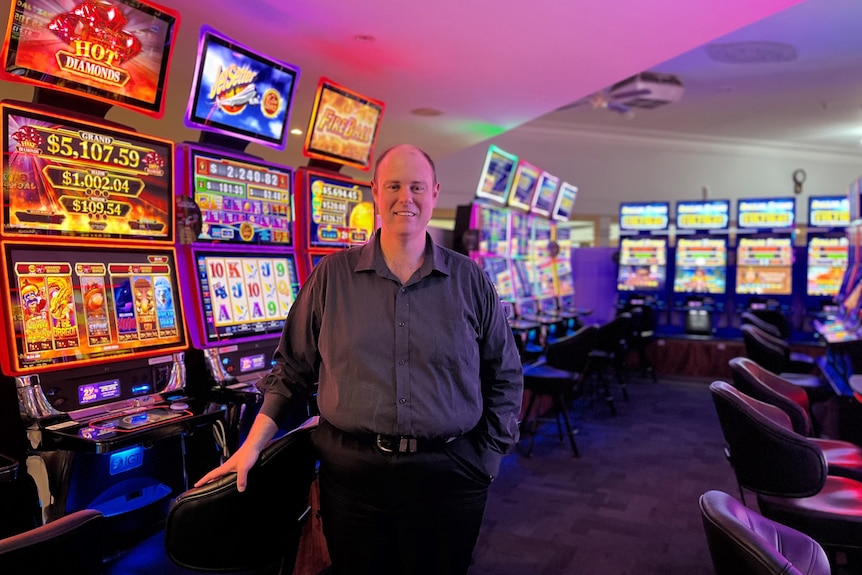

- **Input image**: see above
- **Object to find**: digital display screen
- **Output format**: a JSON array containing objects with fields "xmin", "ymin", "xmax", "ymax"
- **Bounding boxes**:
[
  {"xmin": 480, "ymin": 256, "xmax": 515, "ymax": 301},
  {"xmin": 675, "ymin": 200, "xmax": 730, "ymax": 230},
  {"xmin": 511, "ymin": 258, "xmax": 534, "ymax": 299},
  {"xmin": 530, "ymin": 171, "xmax": 559, "ymax": 217},
  {"xmin": 552, "ymin": 182, "xmax": 578, "ymax": 222},
  {"xmin": 737, "ymin": 197, "xmax": 795, "ymax": 230},
  {"xmin": 475, "ymin": 145, "xmax": 517, "ymax": 205},
  {"xmin": 555, "ymin": 258, "xmax": 574, "ymax": 297},
  {"xmin": 672, "ymin": 237, "xmax": 727, "ymax": 294},
  {"xmin": 240, "ymin": 353, "xmax": 266, "ymax": 373},
  {"xmin": 306, "ymin": 172, "xmax": 374, "ymax": 249},
  {"xmin": 807, "ymin": 235, "xmax": 849, "ymax": 297},
  {"xmin": 185, "ymin": 26, "xmax": 300, "ymax": 150},
  {"xmin": 808, "ymin": 196, "xmax": 850, "ymax": 229},
  {"xmin": 507, "ymin": 160, "xmax": 540, "ymax": 212},
  {"xmin": 616, "ymin": 237, "xmax": 667, "ymax": 292},
  {"xmin": 619, "ymin": 202, "xmax": 670, "ymax": 232},
  {"xmin": 531, "ymin": 257, "xmax": 556, "ymax": 298},
  {"xmin": 2, "ymin": 0, "xmax": 179, "ymax": 117},
  {"xmin": 472, "ymin": 203, "xmax": 509, "ymax": 257},
  {"xmin": 735, "ymin": 236, "xmax": 794, "ymax": 295},
  {"xmin": 509, "ymin": 212, "xmax": 531, "ymax": 258},
  {"xmin": 1, "ymin": 242, "xmax": 186, "ymax": 374},
  {"xmin": 78, "ymin": 378, "xmax": 120, "ymax": 405},
  {"xmin": 530, "ymin": 217, "xmax": 553, "ymax": 259},
  {"xmin": 185, "ymin": 145, "xmax": 293, "ymax": 245},
  {"xmin": 303, "ymin": 77, "xmax": 384, "ymax": 171},
  {"xmin": 2, "ymin": 104, "xmax": 173, "ymax": 241},
  {"xmin": 192, "ymin": 249, "xmax": 300, "ymax": 345}
]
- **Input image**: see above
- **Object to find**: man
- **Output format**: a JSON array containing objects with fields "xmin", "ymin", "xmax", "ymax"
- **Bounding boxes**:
[{"xmin": 196, "ymin": 144, "xmax": 524, "ymax": 575}]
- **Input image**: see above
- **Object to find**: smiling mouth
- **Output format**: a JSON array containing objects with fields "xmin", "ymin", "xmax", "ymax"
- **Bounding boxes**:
[{"xmin": 394, "ymin": 211, "xmax": 416, "ymax": 217}]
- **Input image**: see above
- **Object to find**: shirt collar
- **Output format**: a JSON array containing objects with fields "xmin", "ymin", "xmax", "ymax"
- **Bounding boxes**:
[{"xmin": 355, "ymin": 231, "xmax": 451, "ymax": 278}]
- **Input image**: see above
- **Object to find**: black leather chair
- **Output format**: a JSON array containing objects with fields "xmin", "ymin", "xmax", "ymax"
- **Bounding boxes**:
[
  {"xmin": 626, "ymin": 304, "xmax": 657, "ymax": 382},
  {"xmin": 103, "ymin": 418, "xmax": 319, "ymax": 574},
  {"xmin": 0, "ymin": 508, "xmax": 106, "ymax": 573},
  {"xmin": 709, "ymin": 380, "xmax": 862, "ymax": 566},
  {"xmin": 519, "ymin": 324, "xmax": 597, "ymax": 457},
  {"xmin": 699, "ymin": 489, "xmax": 831, "ymax": 575},
  {"xmin": 739, "ymin": 324, "xmax": 830, "ymax": 403},
  {"xmin": 585, "ymin": 312, "xmax": 632, "ymax": 406},
  {"xmin": 743, "ymin": 309, "xmax": 793, "ymax": 340},
  {"xmin": 728, "ymin": 357, "xmax": 862, "ymax": 484}
]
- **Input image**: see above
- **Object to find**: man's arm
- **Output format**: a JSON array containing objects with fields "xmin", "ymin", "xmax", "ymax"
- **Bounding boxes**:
[{"xmin": 194, "ymin": 413, "xmax": 280, "ymax": 492}]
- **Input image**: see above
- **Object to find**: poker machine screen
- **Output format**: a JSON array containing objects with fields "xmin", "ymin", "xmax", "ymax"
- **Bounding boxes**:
[
  {"xmin": 509, "ymin": 211, "xmax": 532, "ymax": 259},
  {"xmin": 806, "ymin": 235, "xmax": 849, "ymax": 298},
  {"xmin": 0, "ymin": 241, "xmax": 186, "ymax": 376},
  {"xmin": 551, "ymin": 182, "xmax": 578, "ymax": 222},
  {"xmin": 480, "ymin": 255, "xmax": 515, "ymax": 302},
  {"xmin": 303, "ymin": 77, "xmax": 384, "ymax": 171},
  {"xmin": 179, "ymin": 143, "xmax": 294, "ymax": 245},
  {"xmin": 672, "ymin": 237, "xmax": 728, "ymax": 295},
  {"xmin": 529, "ymin": 171, "xmax": 559, "ymax": 218},
  {"xmin": 530, "ymin": 217, "xmax": 553, "ymax": 259},
  {"xmin": 182, "ymin": 247, "xmax": 300, "ymax": 349},
  {"xmin": 470, "ymin": 202, "xmax": 510, "ymax": 257},
  {"xmin": 475, "ymin": 145, "xmax": 517, "ymax": 206},
  {"xmin": 506, "ymin": 160, "xmax": 540, "ymax": 213},
  {"xmin": 2, "ymin": 103, "xmax": 173, "ymax": 242},
  {"xmin": 185, "ymin": 26, "xmax": 300, "ymax": 150},
  {"xmin": 1, "ymin": 0, "xmax": 179, "ymax": 117},
  {"xmin": 734, "ymin": 236, "xmax": 794, "ymax": 296},
  {"xmin": 616, "ymin": 236, "xmax": 668, "ymax": 293}
]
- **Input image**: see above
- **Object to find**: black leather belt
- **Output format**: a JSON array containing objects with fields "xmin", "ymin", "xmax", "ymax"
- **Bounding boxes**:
[{"xmin": 374, "ymin": 434, "xmax": 458, "ymax": 454}]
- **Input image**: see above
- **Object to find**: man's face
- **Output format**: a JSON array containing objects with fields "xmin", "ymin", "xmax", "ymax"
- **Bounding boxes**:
[{"xmin": 372, "ymin": 147, "xmax": 439, "ymax": 239}]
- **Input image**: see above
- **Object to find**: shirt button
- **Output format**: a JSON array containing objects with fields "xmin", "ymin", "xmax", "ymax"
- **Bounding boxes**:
[
  {"xmin": 399, "ymin": 360, "xmax": 405, "ymax": 365},
  {"xmin": 399, "ymin": 322, "xmax": 405, "ymax": 327},
  {"xmin": 399, "ymin": 398, "xmax": 406, "ymax": 404}
]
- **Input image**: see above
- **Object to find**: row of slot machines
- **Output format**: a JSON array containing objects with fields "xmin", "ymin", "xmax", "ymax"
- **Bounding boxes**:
[
  {"xmin": 453, "ymin": 201, "xmax": 578, "ymax": 325},
  {"xmin": 0, "ymin": 1, "xmax": 381, "ymax": 551},
  {"xmin": 614, "ymin": 197, "xmax": 850, "ymax": 336}
]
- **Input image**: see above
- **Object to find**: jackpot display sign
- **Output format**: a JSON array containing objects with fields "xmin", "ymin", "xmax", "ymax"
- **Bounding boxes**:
[
  {"xmin": 507, "ymin": 160, "xmax": 540, "ymax": 212},
  {"xmin": 0, "ymin": 242, "xmax": 186, "ymax": 375},
  {"xmin": 2, "ymin": 0, "xmax": 179, "ymax": 117},
  {"xmin": 475, "ymin": 145, "xmax": 517, "ymax": 205},
  {"xmin": 619, "ymin": 202, "xmax": 670, "ymax": 232},
  {"xmin": 809, "ymin": 196, "xmax": 850, "ymax": 229},
  {"xmin": 2, "ymin": 104, "xmax": 173, "ymax": 242},
  {"xmin": 675, "ymin": 200, "xmax": 730, "ymax": 231},
  {"xmin": 184, "ymin": 145, "xmax": 293, "ymax": 245},
  {"xmin": 551, "ymin": 182, "xmax": 577, "ymax": 222},
  {"xmin": 737, "ymin": 197, "xmax": 796, "ymax": 230},
  {"xmin": 530, "ymin": 171, "xmax": 560, "ymax": 218}
]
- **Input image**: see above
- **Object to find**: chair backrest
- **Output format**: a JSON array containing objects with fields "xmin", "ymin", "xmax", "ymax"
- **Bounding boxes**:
[
  {"xmin": 699, "ymin": 489, "xmax": 831, "ymax": 575},
  {"xmin": 594, "ymin": 313, "xmax": 631, "ymax": 353},
  {"xmin": 709, "ymin": 381, "xmax": 827, "ymax": 498},
  {"xmin": 740, "ymin": 324, "xmax": 791, "ymax": 374},
  {"xmin": 545, "ymin": 324, "xmax": 597, "ymax": 374},
  {"xmin": 750, "ymin": 309, "xmax": 793, "ymax": 340},
  {"xmin": 740, "ymin": 311, "xmax": 783, "ymax": 339},
  {"xmin": 728, "ymin": 356, "xmax": 813, "ymax": 437},
  {"xmin": 0, "ymin": 508, "xmax": 106, "ymax": 573},
  {"xmin": 165, "ymin": 418, "xmax": 319, "ymax": 573}
]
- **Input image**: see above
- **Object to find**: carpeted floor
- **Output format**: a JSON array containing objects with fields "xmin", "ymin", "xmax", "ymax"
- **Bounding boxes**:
[{"xmin": 470, "ymin": 374, "xmax": 738, "ymax": 575}]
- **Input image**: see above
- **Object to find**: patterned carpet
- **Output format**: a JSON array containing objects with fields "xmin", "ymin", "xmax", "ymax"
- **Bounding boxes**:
[{"xmin": 470, "ymin": 374, "xmax": 738, "ymax": 575}]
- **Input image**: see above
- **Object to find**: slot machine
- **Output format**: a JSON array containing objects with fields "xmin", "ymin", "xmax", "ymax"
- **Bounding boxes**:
[
  {"xmin": 671, "ymin": 199, "xmax": 731, "ymax": 336},
  {"xmin": 453, "ymin": 145, "xmax": 518, "ymax": 309},
  {"xmin": 733, "ymin": 197, "xmax": 797, "ymax": 321},
  {"xmin": 550, "ymin": 182, "xmax": 580, "ymax": 316},
  {"xmin": 174, "ymin": 26, "xmax": 304, "ymax": 449},
  {"xmin": 294, "ymin": 77, "xmax": 385, "ymax": 282},
  {"xmin": 616, "ymin": 202, "xmax": 671, "ymax": 318},
  {"xmin": 804, "ymin": 195, "xmax": 850, "ymax": 321},
  {"xmin": 0, "ymin": 0, "xmax": 229, "ymax": 546}
]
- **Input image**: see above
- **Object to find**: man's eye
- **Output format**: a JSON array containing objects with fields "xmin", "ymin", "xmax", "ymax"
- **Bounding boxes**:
[
  {"xmin": 385, "ymin": 184, "xmax": 399, "ymax": 192},
  {"xmin": 411, "ymin": 185, "xmax": 426, "ymax": 193}
]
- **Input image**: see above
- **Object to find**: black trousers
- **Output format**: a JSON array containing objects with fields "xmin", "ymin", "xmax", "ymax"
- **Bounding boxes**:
[{"xmin": 312, "ymin": 419, "xmax": 491, "ymax": 575}]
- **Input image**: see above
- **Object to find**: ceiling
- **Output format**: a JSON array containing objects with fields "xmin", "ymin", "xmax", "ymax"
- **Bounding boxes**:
[{"xmin": 2, "ymin": 0, "xmax": 825, "ymax": 179}]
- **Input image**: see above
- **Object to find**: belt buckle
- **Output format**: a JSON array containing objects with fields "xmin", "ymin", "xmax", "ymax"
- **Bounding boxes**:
[{"xmin": 376, "ymin": 435, "xmax": 417, "ymax": 454}]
